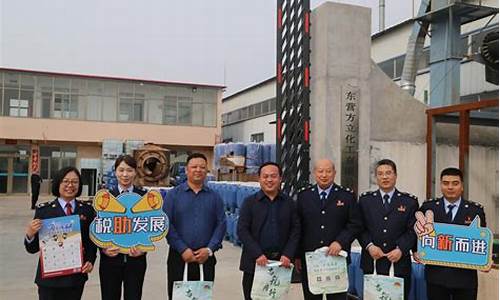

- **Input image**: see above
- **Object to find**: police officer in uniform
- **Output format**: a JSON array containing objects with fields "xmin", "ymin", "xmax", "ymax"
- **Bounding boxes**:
[
  {"xmin": 358, "ymin": 159, "xmax": 418, "ymax": 300},
  {"xmin": 296, "ymin": 159, "xmax": 363, "ymax": 300},
  {"xmin": 415, "ymin": 167, "xmax": 487, "ymax": 300},
  {"xmin": 99, "ymin": 155, "xmax": 148, "ymax": 300},
  {"xmin": 25, "ymin": 166, "xmax": 96, "ymax": 300}
]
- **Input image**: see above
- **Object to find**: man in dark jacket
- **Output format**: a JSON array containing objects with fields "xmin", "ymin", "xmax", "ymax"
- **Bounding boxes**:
[
  {"xmin": 416, "ymin": 167, "xmax": 487, "ymax": 300},
  {"xmin": 31, "ymin": 173, "xmax": 43, "ymax": 209},
  {"xmin": 296, "ymin": 159, "xmax": 363, "ymax": 300},
  {"xmin": 237, "ymin": 162, "xmax": 300, "ymax": 300},
  {"xmin": 358, "ymin": 159, "xmax": 419, "ymax": 300}
]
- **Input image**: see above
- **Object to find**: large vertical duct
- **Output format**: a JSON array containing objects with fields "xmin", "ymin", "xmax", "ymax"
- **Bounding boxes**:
[
  {"xmin": 400, "ymin": 0, "xmax": 431, "ymax": 96},
  {"xmin": 379, "ymin": 0, "xmax": 385, "ymax": 31}
]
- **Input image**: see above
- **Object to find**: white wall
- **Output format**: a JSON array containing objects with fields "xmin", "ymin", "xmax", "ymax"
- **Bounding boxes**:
[
  {"xmin": 221, "ymin": 80, "xmax": 275, "ymax": 113},
  {"xmin": 222, "ymin": 114, "xmax": 276, "ymax": 143}
]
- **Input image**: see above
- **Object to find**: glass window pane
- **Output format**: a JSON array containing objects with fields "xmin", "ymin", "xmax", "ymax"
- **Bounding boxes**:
[
  {"xmin": 147, "ymin": 99, "xmax": 163, "ymax": 124},
  {"xmin": 69, "ymin": 96, "xmax": 78, "ymax": 118},
  {"xmin": 4, "ymin": 73, "xmax": 19, "ymax": 88},
  {"xmin": 54, "ymin": 78, "xmax": 69, "ymax": 93},
  {"xmin": 204, "ymin": 103, "xmax": 216, "ymax": 126},
  {"xmin": 102, "ymin": 96, "xmax": 116, "ymax": 121},
  {"xmin": 133, "ymin": 100, "xmax": 144, "ymax": 121},
  {"xmin": 87, "ymin": 96, "xmax": 102, "ymax": 120},
  {"xmin": 42, "ymin": 92, "xmax": 52, "ymax": 118},
  {"xmin": 192, "ymin": 102, "xmax": 204, "ymax": 126},
  {"xmin": 103, "ymin": 81, "xmax": 118, "ymax": 97},
  {"xmin": 119, "ymin": 99, "xmax": 133, "ymax": 121},
  {"xmin": 178, "ymin": 101, "xmax": 192, "ymax": 124},
  {"xmin": 163, "ymin": 96, "xmax": 177, "ymax": 124},
  {"xmin": 269, "ymin": 98, "xmax": 276, "ymax": 112},
  {"xmin": 21, "ymin": 75, "xmax": 35, "ymax": 90}
]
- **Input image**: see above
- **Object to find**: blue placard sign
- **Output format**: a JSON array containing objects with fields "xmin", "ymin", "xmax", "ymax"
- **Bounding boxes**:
[
  {"xmin": 90, "ymin": 189, "xmax": 169, "ymax": 253},
  {"xmin": 415, "ymin": 210, "xmax": 492, "ymax": 271}
]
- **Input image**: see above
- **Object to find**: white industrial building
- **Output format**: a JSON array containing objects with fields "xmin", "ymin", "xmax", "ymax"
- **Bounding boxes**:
[{"xmin": 222, "ymin": 10, "xmax": 498, "ymax": 143}]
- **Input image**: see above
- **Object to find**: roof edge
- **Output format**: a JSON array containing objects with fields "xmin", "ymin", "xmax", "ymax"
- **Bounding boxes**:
[{"xmin": 0, "ymin": 67, "xmax": 225, "ymax": 89}]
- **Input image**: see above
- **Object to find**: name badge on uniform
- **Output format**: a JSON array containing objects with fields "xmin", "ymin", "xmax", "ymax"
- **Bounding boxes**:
[
  {"xmin": 336, "ymin": 200, "xmax": 344, "ymax": 207},
  {"xmin": 465, "ymin": 216, "xmax": 472, "ymax": 224},
  {"xmin": 397, "ymin": 205, "xmax": 406, "ymax": 212}
]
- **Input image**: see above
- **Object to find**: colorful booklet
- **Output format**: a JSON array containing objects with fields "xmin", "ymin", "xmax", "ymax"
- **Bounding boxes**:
[{"xmin": 39, "ymin": 215, "xmax": 83, "ymax": 278}]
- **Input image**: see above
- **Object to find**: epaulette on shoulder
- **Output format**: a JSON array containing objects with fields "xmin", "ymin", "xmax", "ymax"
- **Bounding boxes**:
[
  {"xmin": 360, "ymin": 191, "xmax": 373, "ymax": 197},
  {"xmin": 298, "ymin": 184, "xmax": 314, "ymax": 194},
  {"xmin": 401, "ymin": 191, "xmax": 418, "ymax": 200},
  {"xmin": 470, "ymin": 200, "xmax": 484, "ymax": 209},
  {"xmin": 424, "ymin": 198, "xmax": 439, "ymax": 205},
  {"xmin": 77, "ymin": 199, "xmax": 93, "ymax": 206},
  {"xmin": 36, "ymin": 201, "xmax": 51, "ymax": 209},
  {"xmin": 338, "ymin": 185, "xmax": 354, "ymax": 194}
]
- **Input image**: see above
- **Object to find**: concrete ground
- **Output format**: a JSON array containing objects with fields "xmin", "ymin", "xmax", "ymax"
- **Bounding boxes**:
[{"xmin": 0, "ymin": 195, "xmax": 304, "ymax": 300}]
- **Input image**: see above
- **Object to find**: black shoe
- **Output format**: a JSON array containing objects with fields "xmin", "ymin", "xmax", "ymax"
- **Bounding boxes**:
[{"xmin": 31, "ymin": 206, "xmax": 35, "ymax": 210}]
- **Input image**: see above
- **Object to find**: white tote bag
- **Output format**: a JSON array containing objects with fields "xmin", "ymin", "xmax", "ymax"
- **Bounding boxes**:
[
  {"xmin": 305, "ymin": 247, "xmax": 348, "ymax": 295},
  {"xmin": 172, "ymin": 263, "xmax": 213, "ymax": 300},
  {"xmin": 363, "ymin": 260, "xmax": 404, "ymax": 300},
  {"xmin": 250, "ymin": 260, "xmax": 294, "ymax": 300}
]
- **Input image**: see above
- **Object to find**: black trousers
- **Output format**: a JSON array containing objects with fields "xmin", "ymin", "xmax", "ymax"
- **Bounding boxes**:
[
  {"xmin": 99, "ymin": 255, "xmax": 147, "ymax": 300},
  {"xmin": 31, "ymin": 185, "xmax": 40, "ymax": 209},
  {"xmin": 167, "ymin": 250, "xmax": 216, "ymax": 300},
  {"xmin": 38, "ymin": 285, "xmax": 84, "ymax": 300},
  {"xmin": 427, "ymin": 283, "xmax": 477, "ymax": 300},
  {"xmin": 242, "ymin": 272, "xmax": 255, "ymax": 300}
]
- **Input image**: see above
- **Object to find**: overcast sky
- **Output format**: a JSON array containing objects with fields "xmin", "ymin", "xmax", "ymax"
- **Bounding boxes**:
[{"xmin": 0, "ymin": 0, "xmax": 416, "ymax": 96}]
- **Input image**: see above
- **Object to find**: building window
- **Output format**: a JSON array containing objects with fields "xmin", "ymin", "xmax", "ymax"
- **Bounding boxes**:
[
  {"xmin": 53, "ymin": 93, "xmax": 78, "ymax": 118},
  {"xmin": 250, "ymin": 132, "xmax": 264, "ymax": 143},
  {"xmin": 9, "ymin": 99, "xmax": 29, "ymax": 117},
  {"xmin": 178, "ymin": 97, "xmax": 193, "ymax": 124},
  {"xmin": 119, "ymin": 96, "xmax": 144, "ymax": 122}
]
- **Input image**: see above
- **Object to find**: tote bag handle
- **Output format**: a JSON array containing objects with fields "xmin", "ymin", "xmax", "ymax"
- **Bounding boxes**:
[
  {"xmin": 372, "ymin": 259, "xmax": 395, "ymax": 277},
  {"xmin": 182, "ymin": 263, "xmax": 204, "ymax": 282}
]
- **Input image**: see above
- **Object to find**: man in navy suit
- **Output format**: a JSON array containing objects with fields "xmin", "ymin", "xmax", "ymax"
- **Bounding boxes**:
[
  {"xmin": 237, "ymin": 162, "xmax": 300, "ymax": 300},
  {"xmin": 416, "ymin": 167, "xmax": 487, "ymax": 300},
  {"xmin": 358, "ymin": 159, "xmax": 419, "ymax": 300},
  {"xmin": 296, "ymin": 159, "xmax": 363, "ymax": 300}
]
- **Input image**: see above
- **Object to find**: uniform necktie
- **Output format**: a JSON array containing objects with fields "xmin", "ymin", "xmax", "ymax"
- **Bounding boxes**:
[
  {"xmin": 383, "ymin": 194, "xmax": 390, "ymax": 212},
  {"xmin": 65, "ymin": 202, "xmax": 73, "ymax": 216},
  {"xmin": 446, "ymin": 204, "xmax": 456, "ymax": 222},
  {"xmin": 320, "ymin": 191, "xmax": 327, "ymax": 207}
]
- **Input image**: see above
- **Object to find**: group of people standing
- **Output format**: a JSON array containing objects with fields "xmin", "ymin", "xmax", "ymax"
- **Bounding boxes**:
[
  {"xmin": 237, "ymin": 158, "xmax": 487, "ymax": 300},
  {"xmin": 24, "ymin": 152, "xmax": 487, "ymax": 300}
]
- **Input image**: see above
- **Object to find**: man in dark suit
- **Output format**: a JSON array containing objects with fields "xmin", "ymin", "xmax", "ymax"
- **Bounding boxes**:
[
  {"xmin": 416, "ymin": 167, "xmax": 487, "ymax": 300},
  {"xmin": 25, "ymin": 166, "xmax": 96, "ymax": 300},
  {"xmin": 237, "ymin": 162, "xmax": 300, "ymax": 300},
  {"xmin": 31, "ymin": 173, "xmax": 43, "ymax": 209},
  {"xmin": 296, "ymin": 159, "xmax": 363, "ymax": 300},
  {"xmin": 358, "ymin": 159, "xmax": 419, "ymax": 300}
]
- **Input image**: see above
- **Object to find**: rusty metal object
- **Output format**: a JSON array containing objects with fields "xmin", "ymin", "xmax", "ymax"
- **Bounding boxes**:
[{"xmin": 134, "ymin": 144, "xmax": 170, "ymax": 187}]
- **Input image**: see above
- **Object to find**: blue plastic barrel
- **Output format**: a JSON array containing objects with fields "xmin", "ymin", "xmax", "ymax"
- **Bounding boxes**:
[{"xmin": 227, "ymin": 142, "xmax": 246, "ymax": 157}]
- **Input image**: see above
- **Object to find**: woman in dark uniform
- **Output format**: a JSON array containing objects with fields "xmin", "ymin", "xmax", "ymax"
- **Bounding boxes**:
[
  {"xmin": 25, "ymin": 166, "xmax": 97, "ymax": 300},
  {"xmin": 99, "ymin": 154, "xmax": 148, "ymax": 300}
]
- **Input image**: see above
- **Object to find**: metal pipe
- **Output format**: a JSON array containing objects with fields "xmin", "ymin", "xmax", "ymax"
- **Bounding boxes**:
[
  {"xmin": 379, "ymin": 0, "xmax": 385, "ymax": 31},
  {"xmin": 400, "ymin": 0, "xmax": 431, "ymax": 96}
]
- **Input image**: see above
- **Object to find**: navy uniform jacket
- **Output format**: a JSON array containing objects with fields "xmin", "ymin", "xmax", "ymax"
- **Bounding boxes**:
[
  {"xmin": 237, "ymin": 191, "xmax": 300, "ymax": 274},
  {"xmin": 419, "ymin": 198, "xmax": 486, "ymax": 289},
  {"xmin": 358, "ymin": 189, "xmax": 418, "ymax": 276},
  {"xmin": 297, "ymin": 184, "xmax": 363, "ymax": 262},
  {"xmin": 99, "ymin": 186, "xmax": 147, "ymax": 266},
  {"xmin": 24, "ymin": 199, "xmax": 97, "ymax": 287}
]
